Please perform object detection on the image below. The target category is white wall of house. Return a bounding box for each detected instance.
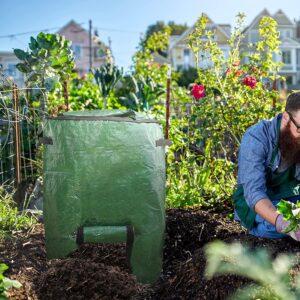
[0,52,24,87]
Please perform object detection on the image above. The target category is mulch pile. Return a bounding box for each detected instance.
[1,208,300,299]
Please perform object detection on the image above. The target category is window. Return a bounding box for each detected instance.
[183,49,190,69]
[7,64,16,76]
[286,75,293,85]
[280,29,293,38]
[282,51,291,64]
[71,44,82,59]
[250,31,259,43]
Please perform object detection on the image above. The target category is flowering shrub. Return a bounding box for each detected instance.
[191,84,205,100]
[166,13,284,208]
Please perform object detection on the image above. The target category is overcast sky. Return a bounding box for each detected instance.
[1,0,299,71]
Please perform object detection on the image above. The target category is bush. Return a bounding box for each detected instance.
[166,13,284,209]
[0,186,36,239]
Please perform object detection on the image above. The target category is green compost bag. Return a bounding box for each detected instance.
[43,110,166,283]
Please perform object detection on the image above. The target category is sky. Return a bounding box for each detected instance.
[0,0,300,72]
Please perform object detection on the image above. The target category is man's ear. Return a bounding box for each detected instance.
[282,111,289,123]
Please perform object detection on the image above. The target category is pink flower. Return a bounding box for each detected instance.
[191,84,205,100]
[243,75,257,89]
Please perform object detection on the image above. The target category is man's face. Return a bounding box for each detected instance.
[280,111,300,164]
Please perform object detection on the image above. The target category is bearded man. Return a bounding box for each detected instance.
[234,92,300,240]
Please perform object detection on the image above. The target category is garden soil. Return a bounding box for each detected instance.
[2,208,300,299]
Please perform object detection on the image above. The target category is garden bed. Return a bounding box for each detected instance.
[1,209,300,299]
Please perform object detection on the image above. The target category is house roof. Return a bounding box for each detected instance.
[57,20,84,35]
[243,8,295,36]
[273,9,294,26]
[57,20,109,49]
[280,36,300,47]
[169,13,230,50]
[242,8,271,33]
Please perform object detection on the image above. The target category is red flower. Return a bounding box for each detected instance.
[243,75,257,89]
[191,84,205,100]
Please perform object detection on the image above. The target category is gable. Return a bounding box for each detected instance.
[273,9,294,26]
[245,8,271,31]
[169,14,230,50]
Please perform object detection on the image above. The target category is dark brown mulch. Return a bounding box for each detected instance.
[1,209,300,300]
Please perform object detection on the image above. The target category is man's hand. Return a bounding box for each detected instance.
[275,214,300,241]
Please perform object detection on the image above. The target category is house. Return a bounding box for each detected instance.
[0,20,112,86]
[242,9,300,87]
[0,51,25,87]
[168,9,300,89]
[167,14,231,71]
[58,20,112,76]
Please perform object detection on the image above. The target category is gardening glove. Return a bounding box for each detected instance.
[275,214,300,241]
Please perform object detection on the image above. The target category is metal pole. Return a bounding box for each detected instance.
[12,84,22,190]
[165,64,171,139]
[89,19,92,71]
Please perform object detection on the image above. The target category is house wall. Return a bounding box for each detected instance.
[0,53,24,87]
[59,23,108,75]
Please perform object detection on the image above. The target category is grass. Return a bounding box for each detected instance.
[0,185,36,240]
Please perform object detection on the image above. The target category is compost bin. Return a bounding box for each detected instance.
[42,110,166,283]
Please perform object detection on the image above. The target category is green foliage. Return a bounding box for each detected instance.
[205,240,300,300]
[92,63,123,109]
[132,26,171,85]
[176,66,198,88]
[0,263,22,299]
[48,72,125,113]
[0,186,36,239]
[277,200,300,233]
[142,21,188,55]
[166,13,284,208]
[14,32,75,112]
[119,74,165,113]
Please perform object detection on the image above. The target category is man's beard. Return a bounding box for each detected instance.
[280,121,300,165]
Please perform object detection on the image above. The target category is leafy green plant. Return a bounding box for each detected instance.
[205,240,300,300]
[0,263,22,300]
[120,74,165,113]
[92,63,123,109]
[0,186,36,239]
[277,200,300,233]
[14,32,75,113]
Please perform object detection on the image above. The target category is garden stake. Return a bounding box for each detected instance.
[12,84,22,201]
[63,80,69,111]
[165,64,171,139]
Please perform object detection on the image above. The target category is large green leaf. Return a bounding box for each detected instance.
[28,37,39,51]
[16,63,31,73]
[13,49,26,60]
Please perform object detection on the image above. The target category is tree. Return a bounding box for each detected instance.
[141,21,188,56]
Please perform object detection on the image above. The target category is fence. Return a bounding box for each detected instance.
[0,74,44,194]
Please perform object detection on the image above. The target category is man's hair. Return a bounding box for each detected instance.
[285,92,300,112]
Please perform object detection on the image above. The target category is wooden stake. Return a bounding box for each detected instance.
[12,84,22,189]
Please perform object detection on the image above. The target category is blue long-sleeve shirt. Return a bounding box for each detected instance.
[236,113,300,210]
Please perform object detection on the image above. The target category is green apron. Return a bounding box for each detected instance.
[233,117,300,229]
